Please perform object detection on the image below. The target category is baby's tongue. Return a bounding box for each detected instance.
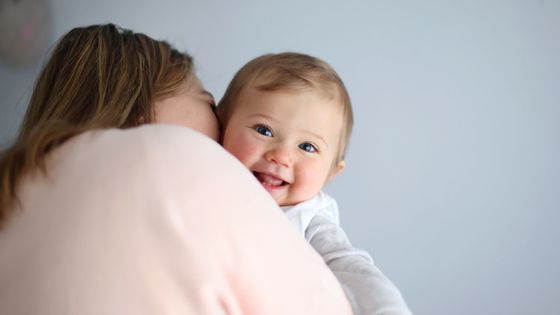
[255,173,283,186]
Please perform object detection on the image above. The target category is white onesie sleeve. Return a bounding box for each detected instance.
[306,215,413,315]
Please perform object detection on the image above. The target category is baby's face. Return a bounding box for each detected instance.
[222,87,344,206]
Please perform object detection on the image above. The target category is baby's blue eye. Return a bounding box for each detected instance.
[255,125,273,137]
[299,142,318,153]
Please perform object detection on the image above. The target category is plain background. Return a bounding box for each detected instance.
[1,1,559,314]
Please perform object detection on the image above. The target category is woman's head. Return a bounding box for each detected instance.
[0,23,218,226]
[21,23,196,134]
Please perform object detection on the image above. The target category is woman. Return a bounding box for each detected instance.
[0,24,352,315]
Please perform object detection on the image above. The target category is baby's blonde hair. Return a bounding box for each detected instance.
[217,52,353,164]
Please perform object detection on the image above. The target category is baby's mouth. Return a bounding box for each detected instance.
[253,172,288,187]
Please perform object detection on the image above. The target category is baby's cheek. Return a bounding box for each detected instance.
[224,136,259,167]
[295,163,326,197]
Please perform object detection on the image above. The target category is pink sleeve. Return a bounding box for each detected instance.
[0,125,353,315]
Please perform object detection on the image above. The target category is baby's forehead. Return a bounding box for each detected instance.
[243,81,340,105]
[239,87,341,115]
[251,71,341,95]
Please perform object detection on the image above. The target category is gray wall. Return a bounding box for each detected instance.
[1,1,559,314]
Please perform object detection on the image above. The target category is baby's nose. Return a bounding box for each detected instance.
[265,146,292,167]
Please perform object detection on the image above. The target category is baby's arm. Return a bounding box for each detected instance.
[306,215,413,315]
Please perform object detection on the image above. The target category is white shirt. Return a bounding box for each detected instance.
[283,191,340,235]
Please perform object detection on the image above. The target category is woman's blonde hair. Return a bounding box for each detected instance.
[217,52,353,164]
[0,23,194,226]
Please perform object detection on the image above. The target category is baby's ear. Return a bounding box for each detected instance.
[328,160,345,182]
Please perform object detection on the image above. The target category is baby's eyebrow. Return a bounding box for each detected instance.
[304,131,328,148]
[249,113,278,122]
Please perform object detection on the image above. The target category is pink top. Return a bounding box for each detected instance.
[0,125,352,315]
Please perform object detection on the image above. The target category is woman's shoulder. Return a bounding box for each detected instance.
[38,125,252,203]
[69,124,221,159]
[17,123,267,227]
[54,125,228,175]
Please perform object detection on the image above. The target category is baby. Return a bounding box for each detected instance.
[217,52,412,315]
